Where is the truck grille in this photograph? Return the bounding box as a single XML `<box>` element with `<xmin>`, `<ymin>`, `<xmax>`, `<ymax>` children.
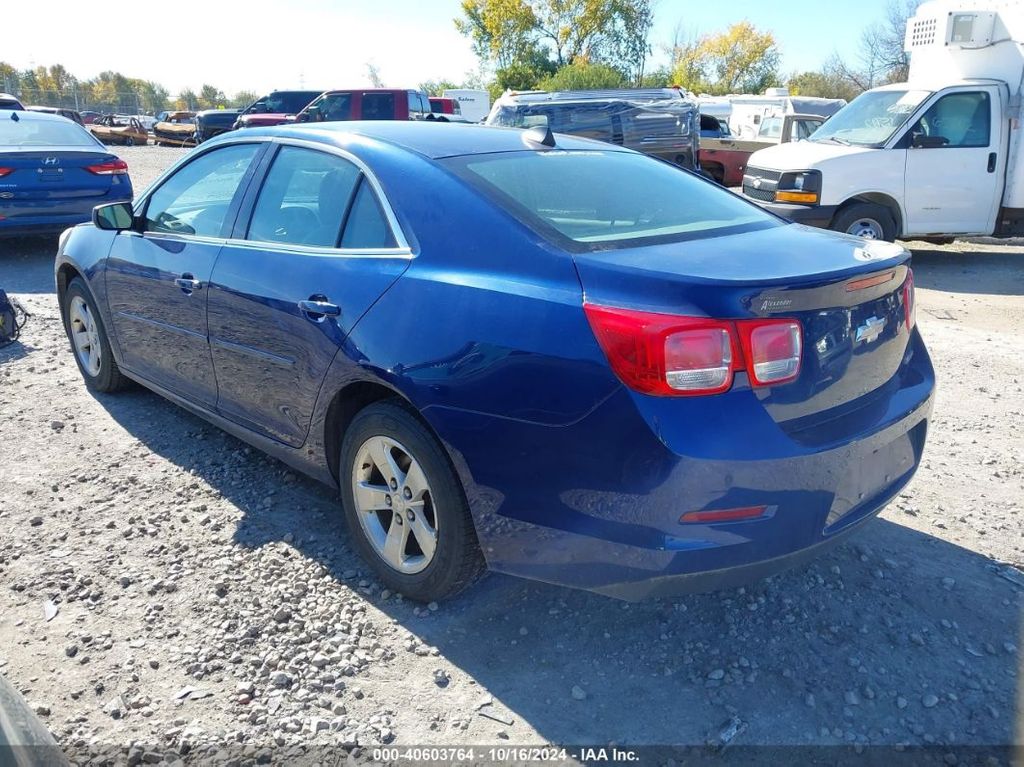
<box><xmin>742</xmin><ymin>167</ymin><xmax>782</xmax><ymax>203</ymax></box>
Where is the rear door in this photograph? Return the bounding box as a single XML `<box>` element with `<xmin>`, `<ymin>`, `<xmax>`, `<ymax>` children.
<box><xmin>903</xmin><ymin>85</ymin><xmax>1006</xmax><ymax>235</ymax></box>
<box><xmin>207</xmin><ymin>142</ymin><xmax>411</xmax><ymax>446</ymax></box>
<box><xmin>104</xmin><ymin>142</ymin><xmax>263</xmax><ymax>406</ymax></box>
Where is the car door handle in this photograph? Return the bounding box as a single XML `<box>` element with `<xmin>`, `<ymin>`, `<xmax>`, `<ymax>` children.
<box><xmin>298</xmin><ymin>298</ymin><xmax>341</xmax><ymax>319</ymax></box>
<box><xmin>175</xmin><ymin>274</ymin><xmax>203</xmax><ymax>293</ymax></box>
<box><xmin>988</xmin><ymin>152</ymin><xmax>997</xmax><ymax>173</ymax></box>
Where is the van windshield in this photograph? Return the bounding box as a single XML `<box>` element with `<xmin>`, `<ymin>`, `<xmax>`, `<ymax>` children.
<box><xmin>810</xmin><ymin>89</ymin><xmax>931</xmax><ymax>147</ymax></box>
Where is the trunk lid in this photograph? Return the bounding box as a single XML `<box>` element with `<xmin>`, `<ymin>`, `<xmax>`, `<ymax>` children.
<box><xmin>573</xmin><ymin>224</ymin><xmax>914</xmax><ymax>428</ymax></box>
<box><xmin>0</xmin><ymin>148</ymin><xmax>122</xmax><ymax>201</ymax></box>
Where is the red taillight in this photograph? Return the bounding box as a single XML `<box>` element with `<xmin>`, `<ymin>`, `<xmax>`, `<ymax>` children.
<box><xmin>902</xmin><ymin>268</ymin><xmax>915</xmax><ymax>331</ymax></box>
<box><xmin>584</xmin><ymin>304</ymin><xmax>803</xmax><ymax>396</ymax></box>
<box><xmin>583</xmin><ymin>305</ymin><xmax>738</xmax><ymax>396</ymax></box>
<box><xmin>680</xmin><ymin>505</ymin><xmax>769</xmax><ymax>523</ymax></box>
<box><xmin>85</xmin><ymin>159</ymin><xmax>128</xmax><ymax>175</ymax></box>
<box><xmin>737</xmin><ymin>319</ymin><xmax>802</xmax><ymax>386</ymax></box>
<box><xmin>0</xmin><ymin>167</ymin><xmax>12</xmax><ymax>178</ymax></box>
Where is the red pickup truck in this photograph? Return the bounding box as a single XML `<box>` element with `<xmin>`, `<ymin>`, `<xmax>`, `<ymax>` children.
<box><xmin>294</xmin><ymin>89</ymin><xmax>434</xmax><ymax>122</ymax></box>
<box><xmin>233</xmin><ymin>90</ymin><xmax>324</xmax><ymax>130</ymax></box>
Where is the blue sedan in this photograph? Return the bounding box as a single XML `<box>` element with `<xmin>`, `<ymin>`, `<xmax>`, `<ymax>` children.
<box><xmin>54</xmin><ymin>121</ymin><xmax>934</xmax><ymax>601</ymax></box>
<box><xmin>1</xmin><ymin>109</ymin><xmax>133</xmax><ymax>236</ymax></box>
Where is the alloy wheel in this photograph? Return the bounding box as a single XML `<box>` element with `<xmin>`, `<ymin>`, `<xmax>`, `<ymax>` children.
<box><xmin>68</xmin><ymin>295</ymin><xmax>101</xmax><ymax>377</ymax></box>
<box><xmin>351</xmin><ymin>436</ymin><xmax>438</xmax><ymax>574</ymax></box>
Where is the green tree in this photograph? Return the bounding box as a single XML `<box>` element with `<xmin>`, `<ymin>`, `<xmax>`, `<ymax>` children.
<box><xmin>457</xmin><ymin>0</ymin><xmax>654</xmax><ymax>85</ymax></box>
<box><xmin>491</xmin><ymin>47</ymin><xmax>558</xmax><ymax>98</ymax></box>
<box><xmin>456</xmin><ymin>0</ymin><xmax>538</xmax><ymax>69</ymax></box>
<box><xmin>197</xmin><ymin>84</ymin><xmax>227</xmax><ymax>110</ymax></box>
<box><xmin>231</xmin><ymin>90</ymin><xmax>258</xmax><ymax>108</ymax></box>
<box><xmin>787</xmin><ymin>69</ymin><xmax>860</xmax><ymax>101</ymax></box>
<box><xmin>671</xmin><ymin>21</ymin><xmax>781</xmax><ymax>95</ymax></box>
<box><xmin>419</xmin><ymin>79</ymin><xmax>460</xmax><ymax>96</ymax></box>
<box><xmin>176</xmin><ymin>89</ymin><xmax>197</xmax><ymax>111</ymax></box>
<box><xmin>537</xmin><ymin>61</ymin><xmax>626</xmax><ymax>91</ymax></box>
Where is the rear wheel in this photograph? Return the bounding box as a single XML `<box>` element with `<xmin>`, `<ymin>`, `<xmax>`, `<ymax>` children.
<box><xmin>832</xmin><ymin>203</ymin><xmax>897</xmax><ymax>241</ymax></box>
<box><xmin>62</xmin><ymin>277</ymin><xmax>130</xmax><ymax>393</ymax></box>
<box><xmin>339</xmin><ymin>401</ymin><xmax>485</xmax><ymax>601</ymax></box>
<box><xmin>124</xmin><ymin>136</ymin><xmax>135</xmax><ymax>146</ymax></box>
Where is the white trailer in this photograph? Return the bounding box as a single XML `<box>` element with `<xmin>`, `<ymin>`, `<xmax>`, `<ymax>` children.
<box><xmin>726</xmin><ymin>91</ymin><xmax>846</xmax><ymax>139</ymax></box>
<box><xmin>740</xmin><ymin>0</ymin><xmax>1024</xmax><ymax>241</ymax></box>
<box><xmin>442</xmin><ymin>89</ymin><xmax>491</xmax><ymax>123</ymax></box>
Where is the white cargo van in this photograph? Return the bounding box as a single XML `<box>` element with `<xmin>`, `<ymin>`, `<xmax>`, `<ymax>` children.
<box><xmin>741</xmin><ymin>0</ymin><xmax>1024</xmax><ymax>241</ymax></box>
<box><xmin>442</xmin><ymin>89</ymin><xmax>491</xmax><ymax>123</ymax></box>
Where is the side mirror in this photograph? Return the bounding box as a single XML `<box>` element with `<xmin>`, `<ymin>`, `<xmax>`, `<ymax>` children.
<box><xmin>93</xmin><ymin>202</ymin><xmax>135</xmax><ymax>231</ymax></box>
<box><xmin>912</xmin><ymin>133</ymin><xmax>949</xmax><ymax>149</ymax></box>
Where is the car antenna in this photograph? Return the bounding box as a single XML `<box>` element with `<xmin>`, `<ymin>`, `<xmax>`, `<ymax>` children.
<box><xmin>523</xmin><ymin>124</ymin><xmax>555</xmax><ymax>148</ymax></box>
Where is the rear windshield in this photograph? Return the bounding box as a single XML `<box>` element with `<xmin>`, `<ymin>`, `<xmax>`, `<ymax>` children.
<box><xmin>443</xmin><ymin>149</ymin><xmax>779</xmax><ymax>250</ymax></box>
<box><xmin>0</xmin><ymin>116</ymin><xmax>98</xmax><ymax>147</ymax></box>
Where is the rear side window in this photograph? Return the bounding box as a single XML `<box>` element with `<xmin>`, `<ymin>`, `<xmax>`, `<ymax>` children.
<box><xmin>341</xmin><ymin>179</ymin><xmax>397</xmax><ymax>249</ymax></box>
<box><xmin>247</xmin><ymin>146</ymin><xmax>360</xmax><ymax>247</ymax></box>
<box><xmin>144</xmin><ymin>143</ymin><xmax>259</xmax><ymax>237</ymax></box>
<box><xmin>362</xmin><ymin>93</ymin><xmax>395</xmax><ymax>120</ymax></box>
<box><xmin>446</xmin><ymin>149</ymin><xmax>777</xmax><ymax>250</ymax></box>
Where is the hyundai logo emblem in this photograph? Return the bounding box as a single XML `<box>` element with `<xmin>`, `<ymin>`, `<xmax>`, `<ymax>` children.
<box><xmin>42</xmin><ymin>157</ymin><xmax>60</xmax><ymax>166</ymax></box>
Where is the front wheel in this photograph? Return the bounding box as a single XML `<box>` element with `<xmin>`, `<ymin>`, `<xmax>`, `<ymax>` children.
<box><xmin>832</xmin><ymin>203</ymin><xmax>897</xmax><ymax>242</ymax></box>
<box><xmin>124</xmin><ymin>136</ymin><xmax>135</xmax><ymax>146</ymax></box>
<box><xmin>339</xmin><ymin>401</ymin><xmax>485</xmax><ymax>601</ymax></box>
<box><xmin>62</xmin><ymin>277</ymin><xmax>130</xmax><ymax>393</ymax></box>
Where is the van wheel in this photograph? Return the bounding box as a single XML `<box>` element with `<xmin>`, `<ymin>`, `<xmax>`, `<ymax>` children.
<box><xmin>832</xmin><ymin>203</ymin><xmax>896</xmax><ymax>241</ymax></box>
<box><xmin>339</xmin><ymin>401</ymin><xmax>485</xmax><ymax>602</ymax></box>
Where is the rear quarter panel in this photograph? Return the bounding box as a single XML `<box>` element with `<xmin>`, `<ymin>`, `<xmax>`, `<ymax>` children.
<box><xmin>305</xmin><ymin>143</ymin><xmax>619</xmax><ymax>475</ymax></box>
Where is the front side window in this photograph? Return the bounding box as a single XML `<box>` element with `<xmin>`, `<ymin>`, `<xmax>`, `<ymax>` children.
<box><xmin>362</xmin><ymin>93</ymin><xmax>395</xmax><ymax>120</ymax></box>
<box><xmin>247</xmin><ymin>146</ymin><xmax>360</xmax><ymax>247</ymax></box>
<box><xmin>445</xmin><ymin>149</ymin><xmax>778</xmax><ymax>250</ymax></box>
<box><xmin>794</xmin><ymin>118</ymin><xmax>821</xmax><ymax>140</ymax></box>
<box><xmin>144</xmin><ymin>143</ymin><xmax>259</xmax><ymax>237</ymax></box>
<box><xmin>313</xmin><ymin>93</ymin><xmax>352</xmax><ymax>122</ymax></box>
<box><xmin>908</xmin><ymin>91</ymin><xmax>990</xmax><ymax>148</ymax></box>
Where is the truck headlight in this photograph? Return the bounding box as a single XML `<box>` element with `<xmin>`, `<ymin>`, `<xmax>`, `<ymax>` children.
<box><xmin>776</xmin><ymin>170</ymin><xmax>821</xmax><ymax>204</ymax></box>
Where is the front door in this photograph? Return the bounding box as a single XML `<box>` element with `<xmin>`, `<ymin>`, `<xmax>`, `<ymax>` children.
<box><xmin>105</xmin><ymin>142</ymin><xmax>262</xmax><ymax>406</ymax></box>
<box><xmin>208</xmin><ymin>143</ymin><xmax>410</xmax><ymax>446</ymax></box>
<box><xmin>903</xmin><ymin>86</ymin><xmax>1005</xmax><ymax>235</ymax></box>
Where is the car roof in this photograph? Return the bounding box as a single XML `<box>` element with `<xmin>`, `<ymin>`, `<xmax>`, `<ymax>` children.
<box><xmin>237</xmin><ymin>120</ymin><xmax>625</xmax><ymax>159</ymax></box>
<box><xmin>1</xmin><ymin>108</ymin><xmax>77</xmax><ymax>124</ymax></box>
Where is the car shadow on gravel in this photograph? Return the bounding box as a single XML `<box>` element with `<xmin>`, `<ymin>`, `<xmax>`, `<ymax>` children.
<box><xmin>0</xmin><ymin>236</ymin><xmax>60</xmax><ymax>294</ymax></box>
<box><xmin>908</xmin><ymin>245</ymin><xmax>1024</xmax><ymax>296</ymax></box>
<box><xmin>90</xmin><ymin>384</ymin><xmax>1022</xmax><ymax>750</ymax></box>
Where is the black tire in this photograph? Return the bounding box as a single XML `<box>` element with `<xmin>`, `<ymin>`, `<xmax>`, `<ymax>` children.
<box><xmin>831</xmin><ymin>202</ymin><xmax>897</xmax><ymax>242</ymax></box>
<box><xmin>62</xmin><ymin>277</ymin><xmax>130</xmax><ymax>393</ymax></box>
<box><xmin>339</xmin><ymin>400</ymin><xmax>485</xmax><ymax>601</ymax></box>
<box><xmin>124</xmin><ymin>136</ymin><xmax>135</xmax><ymax>146</ymax></box>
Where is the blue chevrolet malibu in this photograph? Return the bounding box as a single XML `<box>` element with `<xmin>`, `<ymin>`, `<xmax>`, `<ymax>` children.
<box><xmin>54</xmin><ymin>121</ymin><xmax>934</xmax><ymax>601</ymax></box>
<box><xmin>1</xmin><ymin>109</ymin><xmax>132</xmax><ymax>236</ymax></box>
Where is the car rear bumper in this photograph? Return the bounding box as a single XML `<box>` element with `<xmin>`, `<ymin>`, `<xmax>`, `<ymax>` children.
<box><xmin>428</xmin><ymin>332</ymin><xmax>934</xmax><ymax>599</ymax></box>
<box><xmin>0</xmin><ymin>194</ymin><xmax>131</xmax><ymax>236</ymax></box>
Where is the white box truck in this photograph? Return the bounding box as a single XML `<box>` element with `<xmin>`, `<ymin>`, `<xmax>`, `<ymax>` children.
<box><xmin>443</xmin><ymin>89</ymin><xmax>491</xmax><ymax>123</ymax></box>
<box><xmin>740</xmin><ymin>0</ymin><xmax>1024</xmax><ymax>241</ymax></box>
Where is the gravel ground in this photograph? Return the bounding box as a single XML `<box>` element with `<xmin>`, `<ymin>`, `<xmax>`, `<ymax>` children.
<box><xmin>0</xmin><ymin>145</ymin><xmax>1022</xmax><ymax>763</ymax></box>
